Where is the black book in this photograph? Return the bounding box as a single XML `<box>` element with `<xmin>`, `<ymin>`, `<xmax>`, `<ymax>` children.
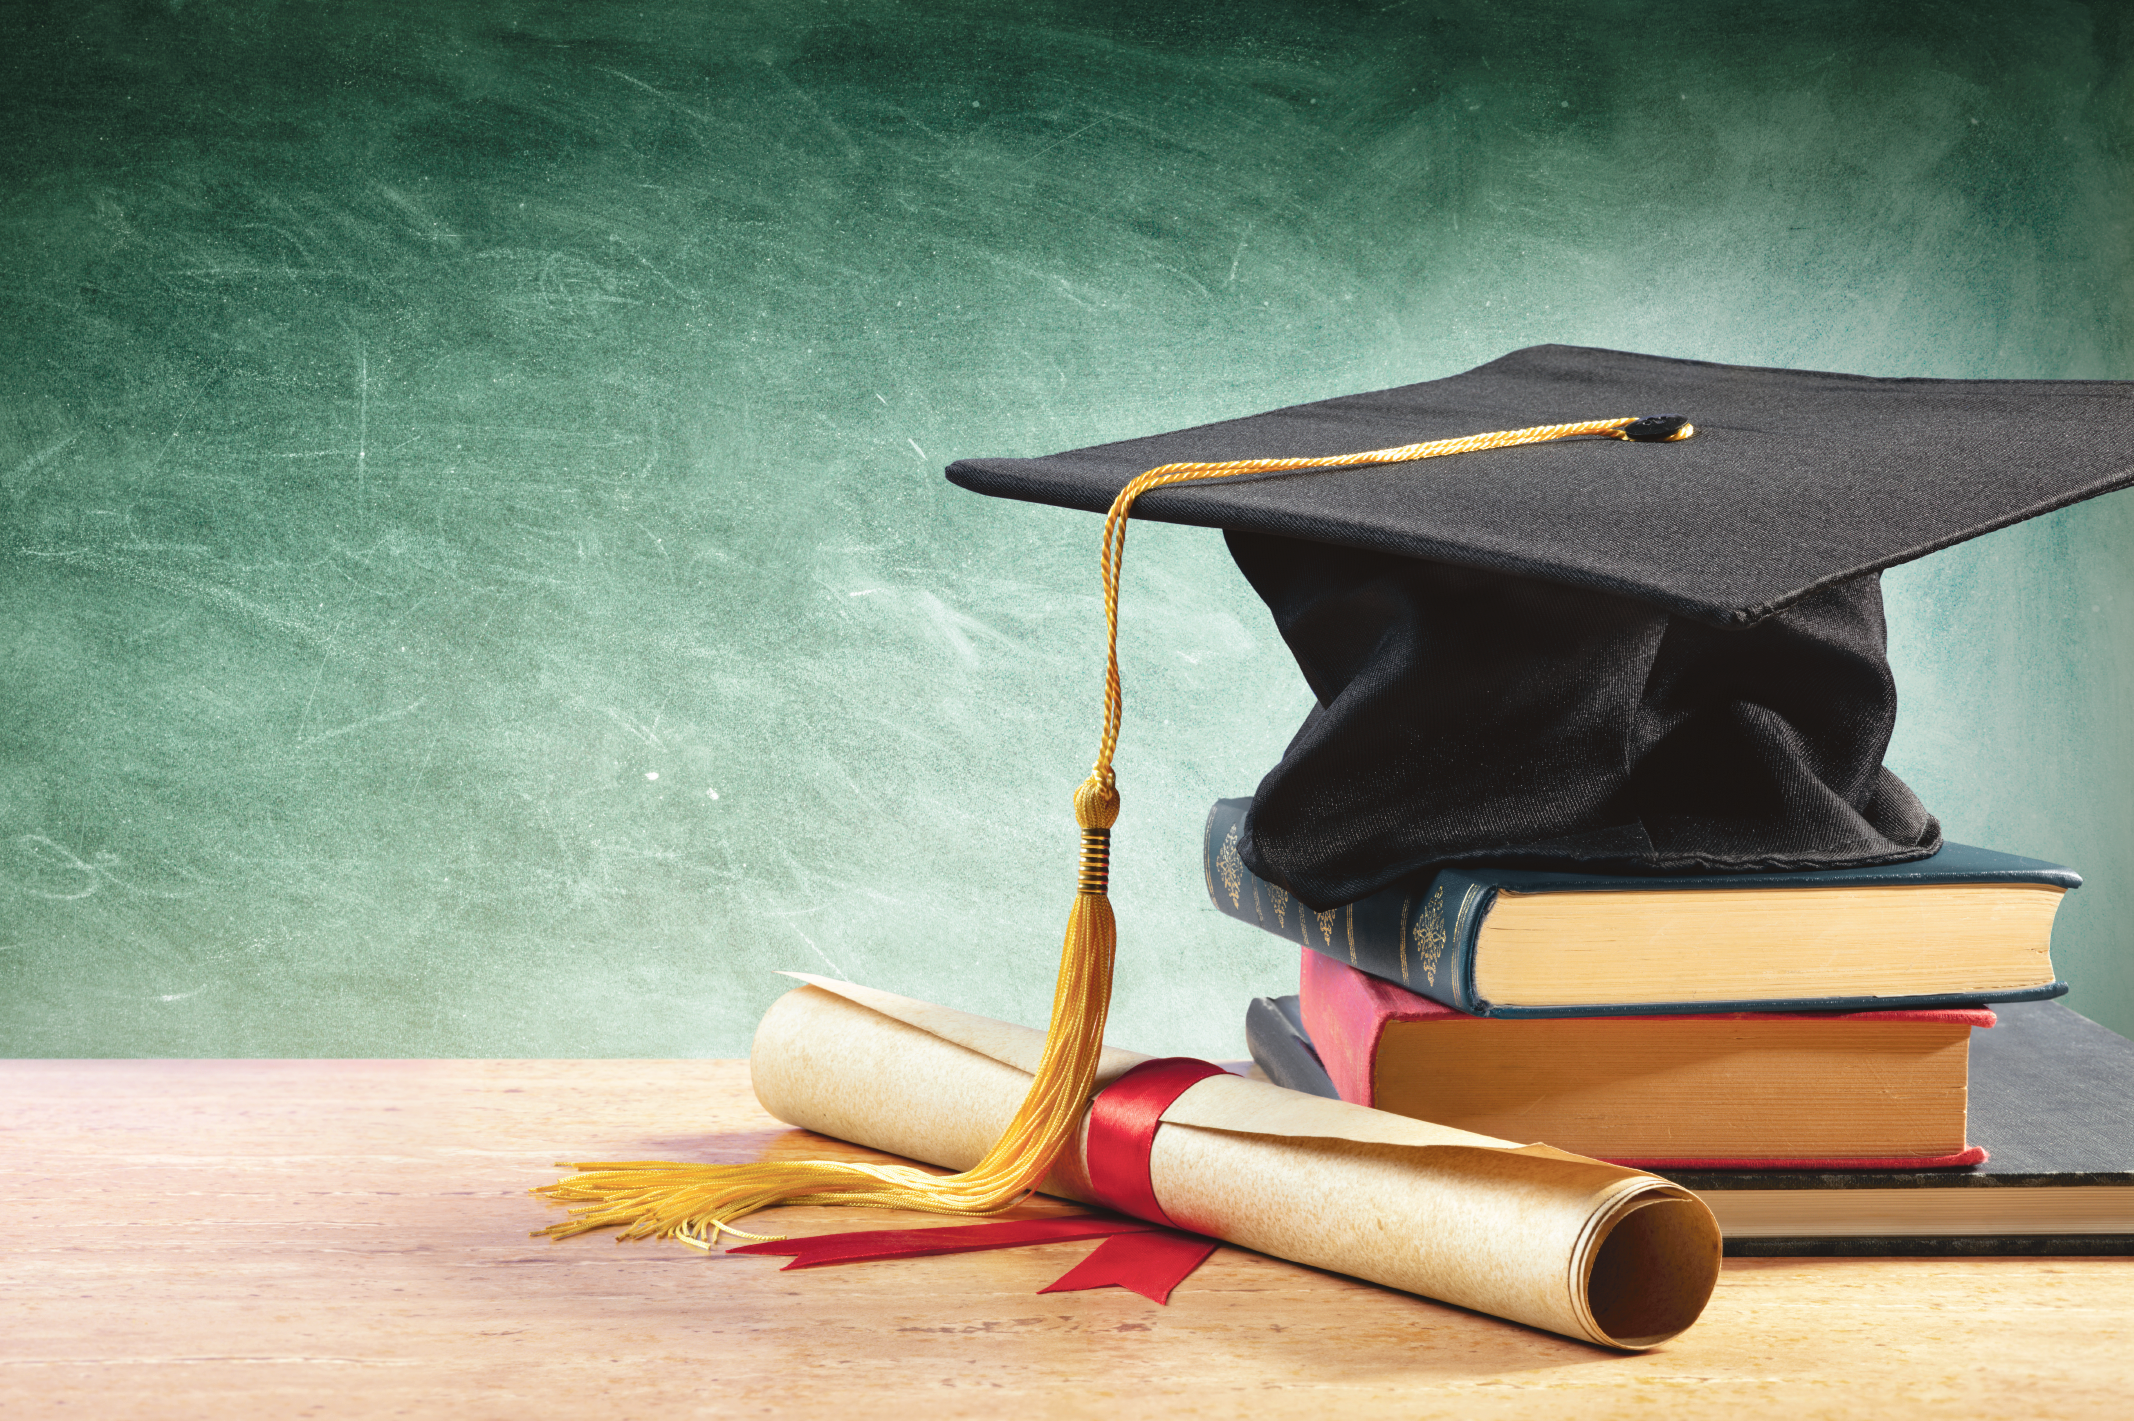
<box><xmin>1245</xmin><ymin>995</ymin><xmax>2133</xmax><ymax>1256</ymax></box>
<box><xmin>1246</xmin><ymin>994</ymin><xmax>1340</xmax><ymax>1099</ymax></box>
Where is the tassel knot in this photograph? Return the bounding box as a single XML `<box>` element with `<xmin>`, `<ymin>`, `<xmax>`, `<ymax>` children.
<box><xmin>1074</xmin><ymin>773</ymin><xmax>1121</xmax><ymax>831</ymax></box>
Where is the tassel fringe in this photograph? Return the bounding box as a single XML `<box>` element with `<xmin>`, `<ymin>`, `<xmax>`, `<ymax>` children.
<box><xmin>533</xmin><ymin>772</ymin><xmax>1119</xmax><ymax>1248</ymax></box>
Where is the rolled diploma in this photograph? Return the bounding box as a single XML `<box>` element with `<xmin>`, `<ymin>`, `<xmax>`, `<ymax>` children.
<box><xmin>751</xmin><ymin>977</ymin><xmax>1722</xmax><ymax>1349</ymax></box>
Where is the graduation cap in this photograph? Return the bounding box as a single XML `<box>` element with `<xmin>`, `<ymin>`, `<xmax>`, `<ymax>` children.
<box><xmin>948</xmin><ymin>344</ymin><xmax>2134</xmax><ymax>909</ymax></box>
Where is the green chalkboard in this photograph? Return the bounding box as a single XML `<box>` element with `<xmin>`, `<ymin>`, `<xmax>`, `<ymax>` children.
<box><xmin>3</xmin><ymin>0</ymin><xmax>2130</xmax><ymax>1057</ymax></box>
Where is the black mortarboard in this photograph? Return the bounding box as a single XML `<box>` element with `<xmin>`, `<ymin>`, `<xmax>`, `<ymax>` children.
<box><xmin>948</xmin><ymin>344</ymin><xmax>2134</xmax><ymax>909</ymax></box>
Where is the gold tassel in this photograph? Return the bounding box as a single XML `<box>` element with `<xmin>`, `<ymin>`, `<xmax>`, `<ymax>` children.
<box><xmin>532</xmin><ymin>414</ymin><xmax>1687</xmax><ymax>1248</ymax></box>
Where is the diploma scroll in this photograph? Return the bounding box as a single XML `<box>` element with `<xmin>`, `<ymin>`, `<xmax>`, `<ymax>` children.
<box><xmin>752</xmin><ymin>977</ymin><xmax>1722</xmax><ymax>1349</ymax></box>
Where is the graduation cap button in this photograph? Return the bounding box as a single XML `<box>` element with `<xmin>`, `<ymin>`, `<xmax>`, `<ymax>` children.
<box><xmin>1620</xmin><ymin>414</ymin><xmax>1695</xmax><ymax>442</ymax></box>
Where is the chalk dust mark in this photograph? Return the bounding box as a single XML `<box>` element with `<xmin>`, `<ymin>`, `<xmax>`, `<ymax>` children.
<box><xmin>300</xmin><ymin>699</ymin><xmax>427</xmax><ymax>747</ymax></box>
<box><xmin>915</xmin><ymin>591</ymin><xmax>1015</xmax><ymax>664</ymax></box>
<box><xmin>8</xmin><ymin>835</ymin><xmax>101</xmax><ymax>900</ymax></box>
<box><xmin>170</xmin><ymin>266</ymin><xmax>352</xmax><ymax>280</ymax></box>
<box><xmin>10</xmin><ymin>549</ymin><xmax>337</xmax><ymax>649</ymax></box>
<box><xmin>783</xmin><ymin>921</ymin><xmax>846</xmax><ymax>979</ymax></box>
<box><xmin>1019</xmin><ymin>115</ymin><xmax>1113</xmax><ymax>169</ymax></box>
<box><xmin>831</xmin><ymin>763</ymin><xmax>887</xmax><ymax>819</ymax></box>
<box><xmin>596</xmin><ymin>66</ymin><xmax>716</xmax><ymax>125</ymax></box>
<box><xmin>868</xmin><ymin>99</ymin><xmax>945</xmax><ymax>144</ymax></box>
<box><xmin>609</xmin><ymin>234</ymin><xmax>700</xmax><ymax>304</ymax></box>
<box><xmin>297</xmin><ymin>653</ymin><xmax>329</xmax><ymax>740</ymax></box>
<box><xmin>567</xmin><ymin>695</ymin><xmax>663</xmax><ymax>747</ymax></box>
<box><xmin>758</xmin><ymin>53</ymin><xmax>864</xmax><ymax>163</ymax></box>
<box><xmin>1153</xmin><ymin>263</ymin><xmax>1213</xmax><ymax>301</ymax></box>
<box><xmin>5</xmin><ymin>433</ymin><xmax>78</xmax><ymax>488</ymax></box>
<box><xmin>142</xmin><ymin>383</ymin><xmax>211</xmax><ymax>479</ymax></box>
<box><xmin>376</xmin><ymin>184</ymin><xmax>463</xmax><ymax>247</ymax></box>
<box><xmin>964</xmin><ymin>248</ymin><xmax>1106</xmax><ymax>310</ymax></box>
<box><xmin>4</xmin><ymin>836</ymin><xmax>207</xmax><ymax>903</ymax></box>
<box><xmin>353</xmin><ymin>338</ymin><xmax>369</xmax><ymax>499</ymax></box>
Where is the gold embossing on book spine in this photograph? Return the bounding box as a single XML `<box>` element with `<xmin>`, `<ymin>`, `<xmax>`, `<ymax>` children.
<box><xmin>1216</xmin><ymin>825</ymin><xmax>1245</xmax><ymax>909</ymax></box>
<box><xmin>1415</xmin><ymin>886</ymin><xmax>1448</xmax><ymax>986</ymax></box>
<box><xmin>1397</xmin><ymin>897</ymin><xmax>1412</xmax><ymax>982</ymax></box>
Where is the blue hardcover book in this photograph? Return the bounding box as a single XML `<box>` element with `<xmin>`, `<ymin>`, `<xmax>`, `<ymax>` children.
<box><xmin>1205</xmin><ymin>798</ymin><xmax>2075</xmax><ymax>1018</ymax></box>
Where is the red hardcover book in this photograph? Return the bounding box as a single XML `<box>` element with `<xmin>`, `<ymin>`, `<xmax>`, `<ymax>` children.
<box><xmin>1298</xmin><ymin>947</ymin><xmax>1990</xmax><ymax>1169</ymax></box>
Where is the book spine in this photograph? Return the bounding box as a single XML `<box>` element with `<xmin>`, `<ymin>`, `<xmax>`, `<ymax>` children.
<box><xmin>1203</xmin><ymin>798</ymin><xmax>1491</xmax><ymax>1015</ymax></box>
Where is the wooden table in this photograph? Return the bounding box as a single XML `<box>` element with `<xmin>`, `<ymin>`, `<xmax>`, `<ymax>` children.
<box><xmin>7</xmin><ymin>1060</ymin><xmax>2130</xmax><ymax>1420</ymax></box>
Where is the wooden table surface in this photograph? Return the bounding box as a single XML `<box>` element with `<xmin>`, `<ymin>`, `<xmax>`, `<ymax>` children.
<box><xmin>6</xmin><ymin>1059</ymin><xmax>2131</xmax><ymax>1420</ymax></box>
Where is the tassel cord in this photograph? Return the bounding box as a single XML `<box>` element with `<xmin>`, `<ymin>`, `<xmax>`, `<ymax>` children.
<box><xmin>1087</xmin><ymin>417</ymin><xmax>1667</xmax><ymax>776</ymax></box>
<box><xmin>533</xmin><ymin>413</ymin><xmax>1683</xmax><ymax>1249</ymax></box>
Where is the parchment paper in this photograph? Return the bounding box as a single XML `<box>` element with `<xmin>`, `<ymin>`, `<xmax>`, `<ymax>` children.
<box><xmin>750</xmin><ymin>976</ymin><xmax>1721</xmax><ymax>1348</ymax></box>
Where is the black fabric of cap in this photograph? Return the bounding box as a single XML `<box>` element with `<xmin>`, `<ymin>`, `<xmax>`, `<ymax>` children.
<box><xmin>946</xmin><ymin>345</ymin><xmax>2134</xmax><ymax>905</ymax></box>
<box><xmin>1224</xmin><ymin>532</ymin><xmax>1936</xmax><ymax>904</ymax></box>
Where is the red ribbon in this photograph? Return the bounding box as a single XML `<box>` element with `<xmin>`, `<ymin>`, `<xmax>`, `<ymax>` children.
<box><xmin>1082</xmin><ymin>1056</ymin><xmax>1224</xmax><ymax>1227</ymax></box>
<box><xmin>730</xmin><ymin>1057</ymin><xmax>1226</xmax><ymax>1304</ymax></box>
<box><xmin>1032</xmin><ymin>1226</ymin><xmax>1216</xmax><ymax>1304</ymax></box>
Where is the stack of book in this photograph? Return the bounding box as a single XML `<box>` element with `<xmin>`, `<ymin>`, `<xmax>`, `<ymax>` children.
<box><xmin>1205</xmin><ymin>799</ymin><xmax>2134</xmax><ymax>1255</ymax></box>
